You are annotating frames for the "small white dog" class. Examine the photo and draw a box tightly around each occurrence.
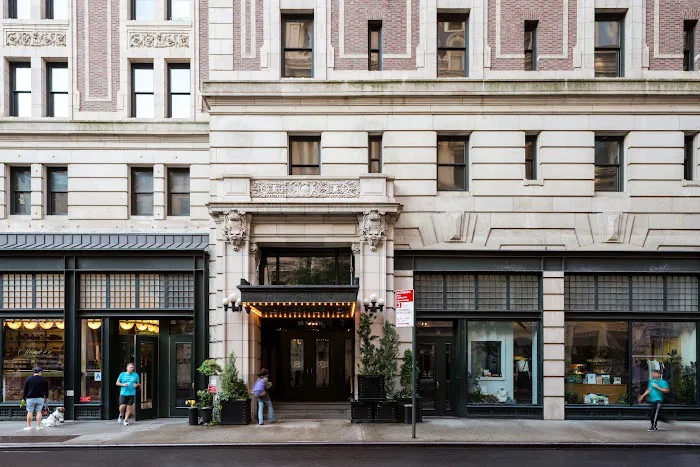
[41,407,65,427]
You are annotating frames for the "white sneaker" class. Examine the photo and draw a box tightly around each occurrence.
[117,415,123,424]
[22,427,32,431]
[36,426,44,431]
[123,420,129,426]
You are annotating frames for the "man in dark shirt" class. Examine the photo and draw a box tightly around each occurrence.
[23,368,49,431]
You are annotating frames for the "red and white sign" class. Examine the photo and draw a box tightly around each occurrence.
[395,289,415,328]
[208,385,217,394]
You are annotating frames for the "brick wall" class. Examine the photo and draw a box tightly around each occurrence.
[646,0,700,70]
[233,0,263,71]
[331,0,419,70]
[200,0,209,86]
[488,0,577,71]
[76,0,120,112]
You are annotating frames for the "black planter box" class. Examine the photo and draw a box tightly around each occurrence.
[350,400,375,423]
[374,400,398,423]
[198,407,213,425]
[358,375,385,400]
[188,407,199,426]
[398,399,423,423]
[220,399,251,425]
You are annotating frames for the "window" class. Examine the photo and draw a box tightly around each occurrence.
[8,0,30,19]
[168,64,190,118]
[131,167,154,216]
[594,136,624,192]
[437,136,467,190]
[10,167,31,215]
[131,64,154,118]
[131,0,156,20]
[525,134,538,180]
[47,63,69,118]
[289,136,320,175]
[10,62,31,117]
[368,134,382,173]
[47,167,68,215]
[168,0,190,20]
[80,319,102,403]
[685,22,696,71]
[262,248,352,285]
[595,15,623,77]
[167,168,190,216]
[369,21,382,71]
[282,15,313,78]
[46,0,69,19]
[437,15,467,77]
[685,135,696,181]
[524,21,537,71]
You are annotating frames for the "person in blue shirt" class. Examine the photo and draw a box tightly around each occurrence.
[116,363,140,426]
[638,369,671,431]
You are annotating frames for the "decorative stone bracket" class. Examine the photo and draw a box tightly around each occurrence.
[360,210,387,252]
[223,209,248,251]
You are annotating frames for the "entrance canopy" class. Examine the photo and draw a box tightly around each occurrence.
[238,283,359,319]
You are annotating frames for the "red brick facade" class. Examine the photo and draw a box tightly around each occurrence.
[233,0,263,71]
[646,0,700,70]
[200,0,209,86]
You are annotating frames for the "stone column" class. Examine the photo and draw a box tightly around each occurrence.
[542,270,565,420]
[30,163,43,220]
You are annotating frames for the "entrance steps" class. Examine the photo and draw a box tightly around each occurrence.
[272,402,350,420]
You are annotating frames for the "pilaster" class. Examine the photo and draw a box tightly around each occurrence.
[542,270,565,420]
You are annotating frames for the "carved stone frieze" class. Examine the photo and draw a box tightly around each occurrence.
[360,210,386,252]
[129,32,189,48]
[5,31,67,47]
[223,209,248,251]
[250,180,360,199]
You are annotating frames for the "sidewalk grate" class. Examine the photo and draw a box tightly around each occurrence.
[0,436,78,444]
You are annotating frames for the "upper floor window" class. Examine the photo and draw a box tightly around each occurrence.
[131,0,156,20]
[47,63,69,118]
[168,0,190,20]
[168,64,190,118]
[595,136,624,192]
[369,134,382,173]
[47,167,68,216]
[46,0,69,20]
[10,167,31,215]
[685,135,696,182]
[261,248,352,286]
[167,168,190,216]
[437,15,467,77]
[684,21,696,72]
[289,136,320,175]
[8,0,30,19]
[10,62,31,117]
[131,63,154,118]
[524,21,537,71]
[525,134,538,180]
[595,15,623,77]
[131,167,154,216]
[282,15,313,78]
[369,21,382,71]
[437,136,468,191]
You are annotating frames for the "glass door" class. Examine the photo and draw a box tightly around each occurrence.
[170,335,194,417]
[418,336,455,416]
[135,335,158,419]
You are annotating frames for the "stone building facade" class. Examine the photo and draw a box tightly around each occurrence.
[1,0,699,421]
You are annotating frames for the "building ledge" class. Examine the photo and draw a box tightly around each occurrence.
[0,120,209,136]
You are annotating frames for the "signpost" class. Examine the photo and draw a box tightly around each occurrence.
[395,289,416,438]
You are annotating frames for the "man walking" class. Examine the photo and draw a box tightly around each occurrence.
[22,368,48,431]
[638,369,671,431]
[116,362,140,426]
[253,369,275,425]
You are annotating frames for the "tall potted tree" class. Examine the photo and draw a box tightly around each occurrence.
[374,320,400,423]
[219,351,251,425]
[352,310,382,422]
[196,359,222,425]
[397,349,422,423]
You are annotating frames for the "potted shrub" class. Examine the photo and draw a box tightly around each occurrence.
[396,349,422,423]
[219,351,251,425]
[352,310,381,423]
[196,359,222,425]
[373,321,399,423]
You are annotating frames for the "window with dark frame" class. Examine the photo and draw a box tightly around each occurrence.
[594,136,624,192]
[368,134,382,173]
[289,136,321,175]
[595,15,624,77]
[8,0,30,19]
[437,15,467,77]
[47,167,68,215]
[131,167,154,216]
[131,63,154,118]
[369,21,382,71]
[525,134,538,180]
[168,0,190,20]
[684,21,696,72]
[685,134,696,182]
[131,0,156,20]
[46,0,68,19]
[10,167,31,215]
[168,63,190,118]
[47,62,69,118]
[10,62,31,118]
[282,15,313,78]
[524,21,537,71]
[437,136,468,191]
[167,167,190,217]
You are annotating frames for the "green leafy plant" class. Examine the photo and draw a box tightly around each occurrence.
[197,359,223,377]
[357,311,379,375]
[219,351,251,402]
[676,362,697,404]
[376,320,400,399]
[196,389,214,409]
[397,349,415,400]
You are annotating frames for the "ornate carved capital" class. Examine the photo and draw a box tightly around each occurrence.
[129,32,189,48]
[223,209,248,251]
[250,180,360,199]
[5,31,67,47]
[351,242,361,254]
[360,210,386,252]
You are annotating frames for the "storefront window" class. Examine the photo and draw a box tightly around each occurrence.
[80,320,102,403]
[565,321,629,405]
[632,322,697,405]
[2,319,64,402]
[467,321,539,405]
[118,320,160,335]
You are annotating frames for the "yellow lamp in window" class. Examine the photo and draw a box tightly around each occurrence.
[23,321,38,330]
[39,321,55,330]
[6,321,22,330]
[87,320,102,330]
[136,322,148,331]
[147,324,155,332]
[119,321,135,331]
[55,321,65,330]
[153,325,159,334]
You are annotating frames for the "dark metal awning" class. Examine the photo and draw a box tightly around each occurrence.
[0,233,209,251]
[238,283,359,319]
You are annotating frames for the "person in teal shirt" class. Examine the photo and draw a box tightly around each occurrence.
[638,369,671,431]
[116,363,140,426]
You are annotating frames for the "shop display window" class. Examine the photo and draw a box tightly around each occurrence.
[2,319,64,402]
[80,320,102,403]
[467,321,539,405]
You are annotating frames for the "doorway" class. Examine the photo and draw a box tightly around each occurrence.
[417,321,456,416]
[119,334,159,420]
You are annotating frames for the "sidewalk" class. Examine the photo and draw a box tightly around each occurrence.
[2,418,700,448]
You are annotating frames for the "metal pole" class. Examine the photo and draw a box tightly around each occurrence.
[411,322,416,439]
